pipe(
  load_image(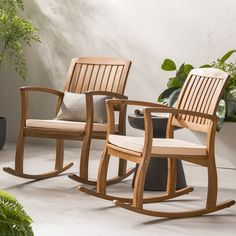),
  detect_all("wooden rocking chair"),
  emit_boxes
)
[80,68,235,218]
[4,57,135,184]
